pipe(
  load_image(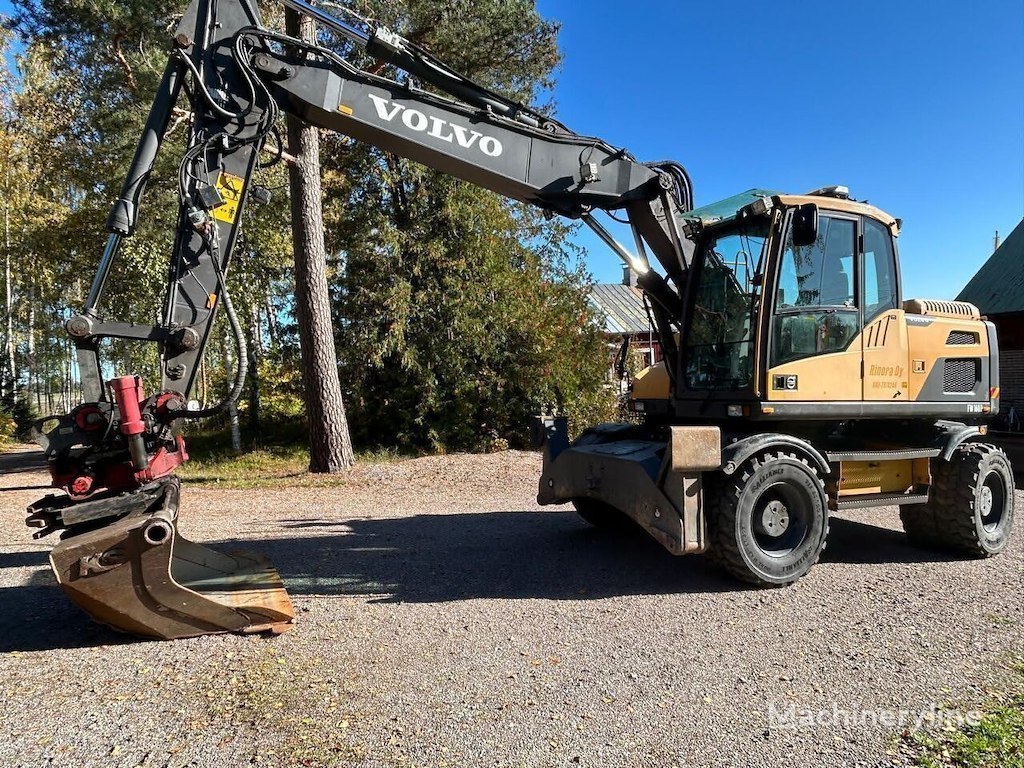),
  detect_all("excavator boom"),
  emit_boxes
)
[26,0,695,639]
